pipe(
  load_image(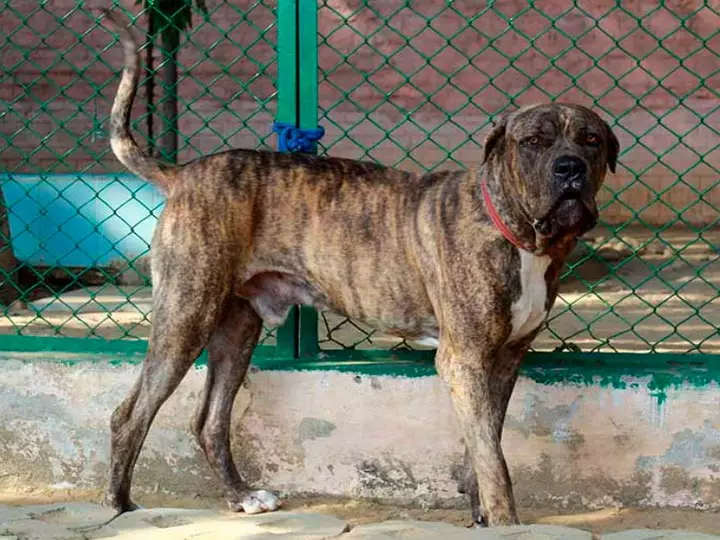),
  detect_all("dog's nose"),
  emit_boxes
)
[553,156,587,189]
